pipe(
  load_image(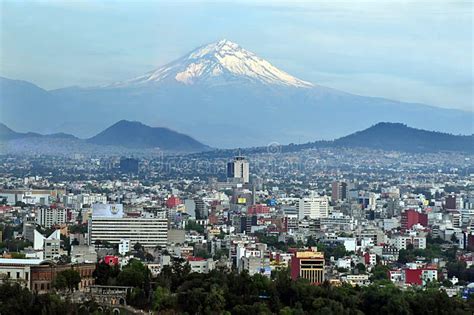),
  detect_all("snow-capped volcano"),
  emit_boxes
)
[109,39,313,88]
[3,39,471,149]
